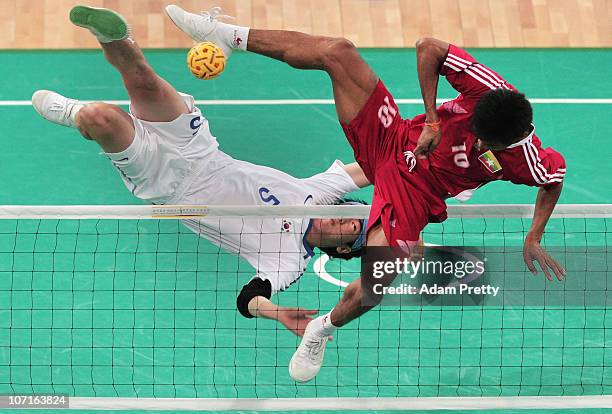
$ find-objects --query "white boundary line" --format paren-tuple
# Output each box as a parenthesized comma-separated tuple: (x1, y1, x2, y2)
(2, 98, 612, 106)
(66, 395, 612, 411)
(313, 254, 350, 288)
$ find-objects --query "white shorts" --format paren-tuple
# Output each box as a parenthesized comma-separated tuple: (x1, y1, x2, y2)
(106, 93, 220, 205)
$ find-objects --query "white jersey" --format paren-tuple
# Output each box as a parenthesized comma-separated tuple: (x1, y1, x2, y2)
(180, 156, 359, 294)
(106, 93, 359, 294)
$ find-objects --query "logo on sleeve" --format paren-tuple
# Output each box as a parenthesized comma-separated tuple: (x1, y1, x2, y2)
(378, 96, 398, 128)
(479, 150, 502, 173)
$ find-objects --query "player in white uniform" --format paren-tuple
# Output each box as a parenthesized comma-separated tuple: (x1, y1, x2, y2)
(31, 6, 370, 337)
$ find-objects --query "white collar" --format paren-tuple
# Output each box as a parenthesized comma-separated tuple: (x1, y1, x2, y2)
(506, 124, 535, 149)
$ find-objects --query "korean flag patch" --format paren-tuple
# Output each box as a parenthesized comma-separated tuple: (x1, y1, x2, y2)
(281, 219, 292, 233)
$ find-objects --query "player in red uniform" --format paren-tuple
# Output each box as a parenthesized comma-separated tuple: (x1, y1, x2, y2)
(165, 6, 567, 382)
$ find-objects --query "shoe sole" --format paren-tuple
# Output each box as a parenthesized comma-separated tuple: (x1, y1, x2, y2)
(288, 355, 311, 383)
(69, 5, 129, 41)
(289, 354, 321, 384)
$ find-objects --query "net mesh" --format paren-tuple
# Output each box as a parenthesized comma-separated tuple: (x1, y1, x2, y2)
(0, 205, 610, 399)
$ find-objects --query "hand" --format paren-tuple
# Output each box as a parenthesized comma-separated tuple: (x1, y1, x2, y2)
(414, 125, 442, 158)
(523, 237, 566, 281)
(276, 307, 318, 337)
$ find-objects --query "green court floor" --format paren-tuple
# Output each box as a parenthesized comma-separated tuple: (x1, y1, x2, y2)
(0, 48, 610, 414)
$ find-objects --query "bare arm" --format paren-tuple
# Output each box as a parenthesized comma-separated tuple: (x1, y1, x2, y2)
(247, 296, 280, 318)
(416, 37, 449, 122)
(523, 184, 566, 280)
(248, 296, 317, 337)
(413, 37, 450, 157)
(342, 162, 371, 188)
(528, 184, 563, 240)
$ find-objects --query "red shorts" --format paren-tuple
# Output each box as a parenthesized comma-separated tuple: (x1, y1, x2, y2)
(341, 81, 447, 247)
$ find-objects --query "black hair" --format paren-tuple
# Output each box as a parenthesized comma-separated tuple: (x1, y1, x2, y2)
(471, 89, 533, 147)
(317, 197, 368, 261)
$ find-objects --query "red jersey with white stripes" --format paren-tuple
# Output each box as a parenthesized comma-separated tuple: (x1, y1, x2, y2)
(340, 44, 565, 246)
(406, 44, 566, 200)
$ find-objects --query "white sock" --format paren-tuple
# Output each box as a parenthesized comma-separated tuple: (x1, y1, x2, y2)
(217, 22, 250, 51)
(311, 310, 338, 337)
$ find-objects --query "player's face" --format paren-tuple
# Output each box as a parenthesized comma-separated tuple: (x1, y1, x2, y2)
(316, 218, 362, 248)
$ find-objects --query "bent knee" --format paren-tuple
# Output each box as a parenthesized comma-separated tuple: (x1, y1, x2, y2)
(77, 103, 117, 130)
(415, 37, 435, 49)
(322, 38, 358, 68)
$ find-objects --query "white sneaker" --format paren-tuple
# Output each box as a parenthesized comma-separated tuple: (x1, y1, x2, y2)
(289, 321, 329, 382)
(165, 5, 234, 58)
(32, 90, 82, 128)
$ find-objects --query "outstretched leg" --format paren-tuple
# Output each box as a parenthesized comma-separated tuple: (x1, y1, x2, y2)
(34, 6, 190, 154)
(99, 39, 187, 123)
(70, 6, 188, 123)
(247, 31, 378, 124)
(165, 6, 378, 124)
(31, 89, 134, 154)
